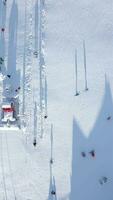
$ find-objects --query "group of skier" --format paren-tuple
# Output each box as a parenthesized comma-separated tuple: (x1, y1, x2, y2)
(81, 150, 95, 158)
(81, 149, 109, 185)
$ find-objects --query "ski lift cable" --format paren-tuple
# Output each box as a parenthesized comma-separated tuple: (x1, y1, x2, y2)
(0, 133, 8, 200)
(5, 132, 17, 200)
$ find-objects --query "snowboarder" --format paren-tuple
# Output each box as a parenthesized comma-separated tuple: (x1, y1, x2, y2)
(89, 150, 95, 157)
(81, 152, 86, 157)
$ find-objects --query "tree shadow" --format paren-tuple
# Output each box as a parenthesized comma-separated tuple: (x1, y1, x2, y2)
(70, 78, 113, 200)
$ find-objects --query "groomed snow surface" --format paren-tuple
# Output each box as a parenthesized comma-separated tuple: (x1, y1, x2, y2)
(0, 0, 113, 199)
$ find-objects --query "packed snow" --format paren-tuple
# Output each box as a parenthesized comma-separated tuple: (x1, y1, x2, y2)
(0, 0, 113, 199)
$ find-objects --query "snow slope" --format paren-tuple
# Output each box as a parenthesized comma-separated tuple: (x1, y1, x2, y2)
(0, 0, 113, 200)
(46, 0, 113, 199)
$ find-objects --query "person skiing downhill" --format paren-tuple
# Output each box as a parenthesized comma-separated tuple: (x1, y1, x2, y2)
(81, 152, 86, 157)
(7, 74, 11, 78)
(33, 138, 37, 146)
(89, 150, 95, 157)
(107, 116, 111, 120)
(51, 190, 56, 195)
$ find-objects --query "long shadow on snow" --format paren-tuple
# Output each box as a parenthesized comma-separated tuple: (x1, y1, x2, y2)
(4, 0, 20, 97)
(70, 78, 113, 200)
(0, 1, 7, 74)
(47, 163, 57, 200)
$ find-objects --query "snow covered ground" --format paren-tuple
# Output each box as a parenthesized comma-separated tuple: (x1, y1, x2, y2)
(0, 0, 113, 199)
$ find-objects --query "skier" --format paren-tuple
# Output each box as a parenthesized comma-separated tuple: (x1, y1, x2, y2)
(81, 152, 86, 157)
(107, 116, 111, 120)
(51, 190, 56, 195)
(33, 138, 37, 146)
(89, 150, 95, 157)
(44, 115, 48, 119)
(7, 74, 11, 78)
(1, 28, 5, 32)
(18, 86, 21, 90)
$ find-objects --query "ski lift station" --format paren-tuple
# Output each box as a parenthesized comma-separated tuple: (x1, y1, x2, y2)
(1, 97, 19, 127)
